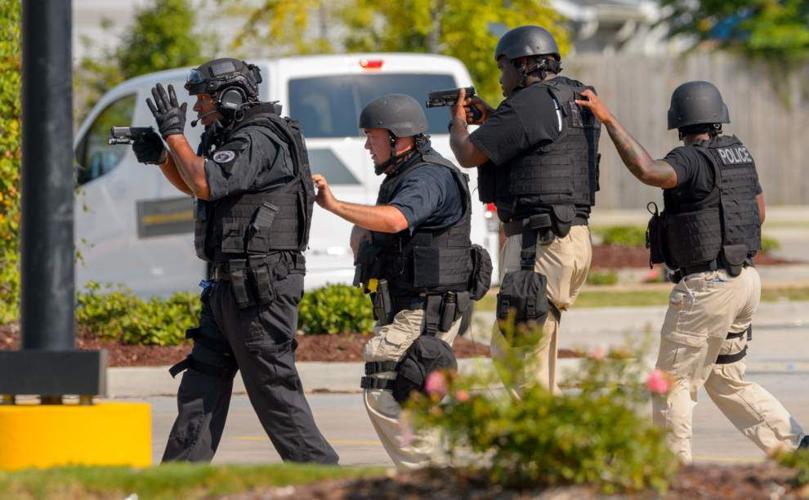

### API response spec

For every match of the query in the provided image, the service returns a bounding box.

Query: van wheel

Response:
[458,303,474,336]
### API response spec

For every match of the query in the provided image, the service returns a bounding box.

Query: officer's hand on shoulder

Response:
[145,83,188,138]
[132,130,167,165]
[575,89,611,124]
[312,174,338,211]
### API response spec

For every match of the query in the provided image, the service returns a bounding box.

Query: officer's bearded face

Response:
[497,57,521,98]
[192,93,224,127]
[363,128,392,166]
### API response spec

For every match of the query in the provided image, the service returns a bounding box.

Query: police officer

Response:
[449,25,600,393]
[313,94,488,468]
[131,58,338,464]
[576,81,808,462]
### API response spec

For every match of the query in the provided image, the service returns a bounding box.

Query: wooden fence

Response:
[563,52,809,209]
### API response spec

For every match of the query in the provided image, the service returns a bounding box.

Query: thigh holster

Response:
[716,326,752,364]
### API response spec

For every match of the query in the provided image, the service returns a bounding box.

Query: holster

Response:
[645,202,667,268]
[721,244,749,277]
[353,241,383,292]
[227,255,285,309]
[371,279,392,325]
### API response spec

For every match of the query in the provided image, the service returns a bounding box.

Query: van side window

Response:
[76,94,136,185]
[288,74,456,138]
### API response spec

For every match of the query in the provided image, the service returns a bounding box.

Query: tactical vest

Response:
[371,149,473,296]
[662,135,761,270]
[480,76,601,223]
[194,106,314,263]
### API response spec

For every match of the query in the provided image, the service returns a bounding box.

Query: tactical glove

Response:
[146,83,187,137]
[132,130,167,165]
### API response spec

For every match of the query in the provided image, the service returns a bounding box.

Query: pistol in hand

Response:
[426,86,481,121]
[108,126,156,146]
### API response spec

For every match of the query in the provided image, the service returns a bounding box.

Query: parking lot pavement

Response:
[140,370,809,466]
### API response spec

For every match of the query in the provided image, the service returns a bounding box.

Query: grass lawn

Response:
[476,285,809,311]
[0,463,385,500]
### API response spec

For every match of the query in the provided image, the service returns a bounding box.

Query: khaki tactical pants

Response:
[363,309,462,469]
[652,266,804,462]
[490,225,592,394]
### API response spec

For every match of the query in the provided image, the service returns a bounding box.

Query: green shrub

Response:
[777,448,809,486]
[407,321,677,493]
[586,270,619,286]
[761,235,781,255]
[298,283,374,335]
[76,282,199,346]
[593,225,647,248]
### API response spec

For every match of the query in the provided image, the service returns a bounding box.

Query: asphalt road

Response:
[141,371,809,466]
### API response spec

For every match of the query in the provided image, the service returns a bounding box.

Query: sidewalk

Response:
[109,300,809,398]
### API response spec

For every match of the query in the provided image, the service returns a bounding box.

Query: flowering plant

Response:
[406,319,677,494]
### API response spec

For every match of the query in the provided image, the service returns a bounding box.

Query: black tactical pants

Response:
[162,273,339,464]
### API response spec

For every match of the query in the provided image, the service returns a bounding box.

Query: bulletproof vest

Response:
[194,104,315,262]
[482,76,601,221]
[662,135,761,270]
[371,149,473,296]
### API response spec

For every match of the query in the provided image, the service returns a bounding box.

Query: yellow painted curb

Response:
[0,401,152,471]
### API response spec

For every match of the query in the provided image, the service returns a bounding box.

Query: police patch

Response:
[212,150,237,164]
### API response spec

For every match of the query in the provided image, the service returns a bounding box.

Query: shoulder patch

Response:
[212,150,237,164]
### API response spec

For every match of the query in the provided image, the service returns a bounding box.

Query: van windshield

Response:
[288,73,456,138]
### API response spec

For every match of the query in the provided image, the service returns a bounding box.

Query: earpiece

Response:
[218,86,247,112]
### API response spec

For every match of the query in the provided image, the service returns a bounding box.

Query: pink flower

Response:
[424,371,448,398]
[455,389,470,402]
[646,369,671,395]
[588,346,607,360]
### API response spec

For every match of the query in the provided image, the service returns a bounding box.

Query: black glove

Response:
[132,130,167,165]
[146,83,187,137]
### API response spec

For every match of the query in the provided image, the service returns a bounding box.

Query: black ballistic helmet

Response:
[184,58,262,100]
[495,25,560,61]
[358,94,428,137]
[667,81,730,130]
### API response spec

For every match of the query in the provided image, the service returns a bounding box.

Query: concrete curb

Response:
[108,357,809,398]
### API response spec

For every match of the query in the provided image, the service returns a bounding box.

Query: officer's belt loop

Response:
[716,345,748,365]
[360,376,395,391]
[424,294,443,336]
[365,361,398,375]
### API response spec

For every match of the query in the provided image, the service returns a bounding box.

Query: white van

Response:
[74,53,500,297]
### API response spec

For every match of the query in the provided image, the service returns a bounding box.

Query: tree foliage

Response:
[661,0,809,62]
[227,0,569,104]
[0,0,21,322]
[76,0,204,121]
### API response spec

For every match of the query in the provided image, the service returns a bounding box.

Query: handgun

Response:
[108,126,156,145]
[426,87,482,121]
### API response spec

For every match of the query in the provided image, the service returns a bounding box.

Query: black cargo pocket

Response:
[220,219,246,253]
[468,244,493,301]
[722,244,748,277]
[496,270,549,326]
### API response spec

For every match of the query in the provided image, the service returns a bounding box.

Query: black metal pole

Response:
[20,0,74,351]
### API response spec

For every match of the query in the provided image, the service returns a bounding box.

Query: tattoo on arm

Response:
[604,119,676,188]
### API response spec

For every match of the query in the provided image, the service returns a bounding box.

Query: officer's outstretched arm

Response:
[313,174,407,233]
[449,88,491,168]
[576,90,677,189]
[157,155,194,196]
[165,135,211,200]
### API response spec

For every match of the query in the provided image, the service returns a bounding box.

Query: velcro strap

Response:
[186,328,232,353]
[169,355,233,379]
[365,361,398,375]
[726,325,752,341]
[424,295,443,336]
[360,376,394,390]
[716,346,748,365]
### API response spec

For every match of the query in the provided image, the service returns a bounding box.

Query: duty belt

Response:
[503,216,588,237]
[679,257,754,277]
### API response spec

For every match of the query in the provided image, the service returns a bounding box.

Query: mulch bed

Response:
[592,244,791,269]
[229,463,806,499]
[0,324,489,367]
